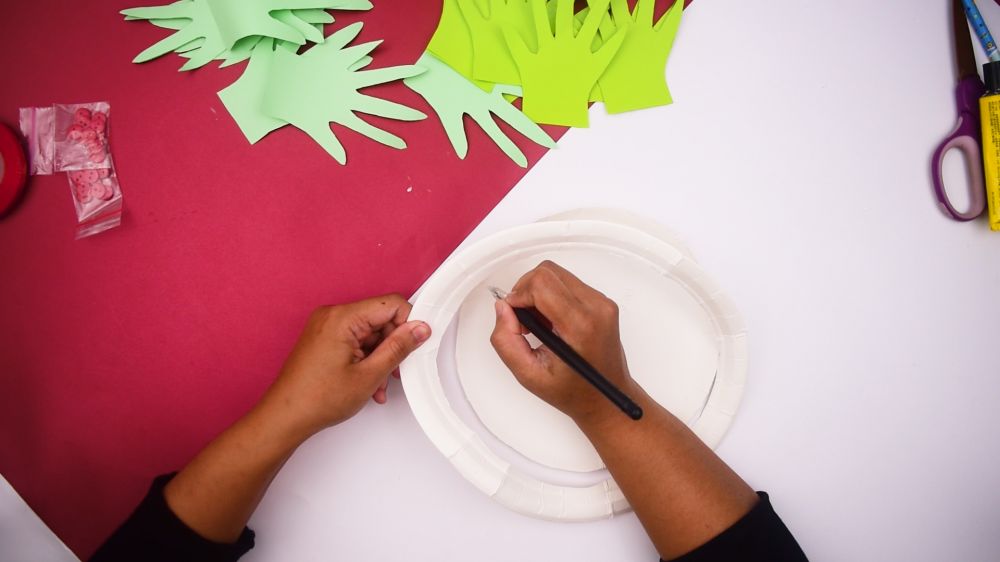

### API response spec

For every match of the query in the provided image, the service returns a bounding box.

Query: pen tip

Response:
[487,286,508,301]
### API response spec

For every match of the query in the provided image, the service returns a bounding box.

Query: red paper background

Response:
[0,2,568,558]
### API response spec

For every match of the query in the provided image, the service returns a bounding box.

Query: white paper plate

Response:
[400,211,747,521]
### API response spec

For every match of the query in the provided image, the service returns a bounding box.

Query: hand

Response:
[596,0,684,114]
[404,51,555,168]
[503,0,625,126]
[260,22,427,164]
[262,294,431,437]
[490,261,635,426]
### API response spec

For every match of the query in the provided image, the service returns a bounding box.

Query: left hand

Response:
[261,294,430,437]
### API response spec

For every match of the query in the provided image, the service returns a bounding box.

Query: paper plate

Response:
[400,211,747,521]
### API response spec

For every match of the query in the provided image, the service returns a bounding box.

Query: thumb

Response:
[359,321,431,378]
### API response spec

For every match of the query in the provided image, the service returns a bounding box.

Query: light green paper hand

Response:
[455,0,536,86]
[597,0,683,114]
[405,52,554,168]
[219,36,372,144]
[503,0,625,127]
[259,23,428,164]
[122,0,370,71]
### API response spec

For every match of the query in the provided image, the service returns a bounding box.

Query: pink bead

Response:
[89,152,106,163]
[96,168,111,179]
[81,129,97,142]
[74,108,92,121]
[96,183,115,201]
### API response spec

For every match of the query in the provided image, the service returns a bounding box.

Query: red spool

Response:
[0,123,28,217]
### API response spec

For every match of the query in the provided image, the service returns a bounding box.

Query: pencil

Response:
[489,286,643,421]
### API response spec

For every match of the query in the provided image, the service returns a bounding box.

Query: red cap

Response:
[0,123,28,217]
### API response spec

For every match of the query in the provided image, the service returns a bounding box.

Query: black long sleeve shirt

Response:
[90,474,806,561]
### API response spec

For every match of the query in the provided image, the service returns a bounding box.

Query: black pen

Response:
[489,287,643,421]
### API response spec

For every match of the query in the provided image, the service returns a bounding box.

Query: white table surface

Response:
[7,1,1000,561]
[256,2,1000,561]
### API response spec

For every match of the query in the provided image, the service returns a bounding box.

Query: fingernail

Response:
[412,322,431,343]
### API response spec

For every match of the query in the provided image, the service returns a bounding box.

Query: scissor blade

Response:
[955,0,981,80]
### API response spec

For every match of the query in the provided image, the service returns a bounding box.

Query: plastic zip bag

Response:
[19,102,123,239]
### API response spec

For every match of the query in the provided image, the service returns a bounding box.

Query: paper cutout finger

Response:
[597,0,683,113]
[259,23,427,164]
[405,52,554,168]
[504,0,626,127]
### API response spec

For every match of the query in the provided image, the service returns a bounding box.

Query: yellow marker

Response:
[980,61,1000,230]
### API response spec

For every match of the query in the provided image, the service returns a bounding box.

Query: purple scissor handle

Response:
[933,0,989,221]
[932,75,987,221]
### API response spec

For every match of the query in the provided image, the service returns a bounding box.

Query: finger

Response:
[609,0,630,23]
[372,377,389,404]
[294,8,335,24]
[353,64,427,88]
[530,0,553,45]
[475,110,528,167]
[636,0,655,26]
[555,0,574,37]
[133,27,200,63]
[490,300,541,380]
[338,111,407,150]
[655,0,684,33]
[506,266,586,328]
[592,22,626,70]
[297,120,348,164]
[352,93,427,121]
[347,294,413,334]
[358,321,431,378]
[121,4,191,20]
[320,21,365,53]
[490,98,557,148]
[349,56,374,72]
[578,0,610,43]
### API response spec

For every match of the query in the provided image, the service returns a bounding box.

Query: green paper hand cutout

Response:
[405,52,554,168]
[503,0,625,127]
[259,23,428,164]
[597,0,683,114]
[122,0,371,71]
[219,37,372,144]
[455,0,535,86]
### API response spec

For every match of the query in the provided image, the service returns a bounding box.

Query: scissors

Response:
[932,0,988,221]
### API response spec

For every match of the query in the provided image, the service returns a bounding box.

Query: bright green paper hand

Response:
[219,36,371,144]
[455,0,536,86]
[597,0,683,114]
[259,23,428,164]
[503,0,625,127]
[122,0,371,71]
[405,52,554,168]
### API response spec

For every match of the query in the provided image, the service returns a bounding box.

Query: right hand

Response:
[490,261,637,426]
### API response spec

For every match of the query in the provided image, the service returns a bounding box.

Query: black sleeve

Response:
[89,473,255,562]
[665,492,807,562]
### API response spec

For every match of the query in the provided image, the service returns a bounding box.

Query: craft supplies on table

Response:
[18,102,123,239]
[0,123,28,218]
[978,61,1000,230]
[963,0,1000,61]
[400,209,746,519]
[932,0,988,221]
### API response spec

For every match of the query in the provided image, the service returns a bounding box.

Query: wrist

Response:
[252,388,323,447]
[571,381,649,436]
